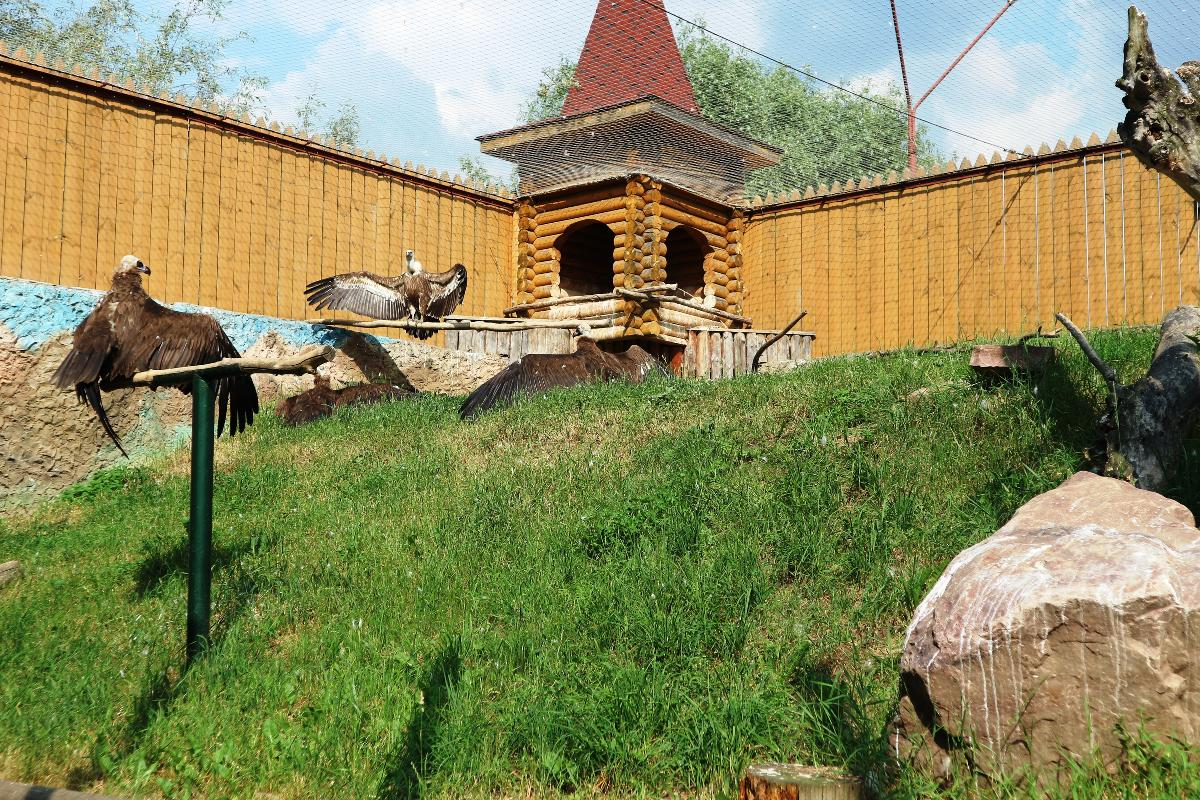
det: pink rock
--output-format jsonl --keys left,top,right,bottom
{"left": 893, "top": 471, "right": 1200, "bottom": 783}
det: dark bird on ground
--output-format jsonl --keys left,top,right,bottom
{"left": 304, "top": 250, "right": 468, "bottom": 340}
{"left": 51, "top": 255, "right": 260, "bottom": 456}
{"left": 460, "top": 337, "right": 667, "bottom": 419}
{"left": 275, "top": 374, "right": 411, "bottom": 426}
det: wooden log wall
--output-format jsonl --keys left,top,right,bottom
{"left": 742, "top": 135, "right": 1200, "bottom": 357}
{"left": 0, "top": 51, "right": 517, "bottom": 335}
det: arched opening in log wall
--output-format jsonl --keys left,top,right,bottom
{"left": 558, "top": 220, "right": 616, "bottom": 297}
{"left": 664, "top": 225, "right": 708, "bottom": 297}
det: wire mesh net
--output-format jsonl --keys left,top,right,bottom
{"left": 2, "top": 0, "right": 1198, "bottom": 205}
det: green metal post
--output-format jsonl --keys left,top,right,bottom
{"left": 186, "top": 374, "right": 215, "bottom": 664}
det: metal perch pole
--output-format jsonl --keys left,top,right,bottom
{"left": 124, "top": 345, "right": 334, "bottom": 663}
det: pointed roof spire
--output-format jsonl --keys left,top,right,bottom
{"left": 561, "top": 0, "right": 697, "bottom": 116}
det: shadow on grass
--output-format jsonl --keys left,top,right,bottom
{"left": 132, "top": 527, "right": 273, "bottom": 597}
{"left": 377, "top": 636, "right": 464, "bottom": 800}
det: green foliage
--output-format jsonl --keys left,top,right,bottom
{"left": 520, "top": 56, "right": 577, "bottom": 124}
{"left": 2, "top": 0, "right": 266, "bottom": 115}
{"left": 521, "top": 21, "right": 940, "bottom": 194}
{"left": 0, "top": 328, "right": 1195, "bottom": 799}
{"left": 295, "top": 88, "right": 362, "bottom": 148}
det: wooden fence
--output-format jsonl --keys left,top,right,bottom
{"left": 6, "top": 51, "right": 1200, "bottom": 364}
{"left": 742, "top": 138, "right": 1200, "bottom": 357}
{"left": 0, "top": 52, "right": 516, "bottom": 327}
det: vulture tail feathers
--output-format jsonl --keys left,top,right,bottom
{"left": 79, "top": 382, "right": 128, "bottom": 457}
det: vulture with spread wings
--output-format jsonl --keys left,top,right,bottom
{"left": 51, "top": 255, "right": 260, "bottom": 456}
{"left": 460, "top": 337, "right": 667, "bottom": 419}
{"left": 304, "top": 250, "right": 468, "bottom": 340}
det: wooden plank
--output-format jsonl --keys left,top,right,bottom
{"left": 1061, "top": 155, "right": 1086, "bottom": 323}
{"left": 278, "top": 142, "right": 297, "bottom": 318}
{"left": 42, "top": 79, "right": 69, "bottom": 284}
{"left": 58, "top": 86, "right": 85, "bottom": 288}
{"left": 111, "top": 95, "right": 138, "bottom": 269}
{"left": 1083, "top": 153, "right": 1107, "bottom": 328}
{"left": 881, "top": 189, "right": 900, "bottom": 349}
{"left": 835, "top": 200, "right": 856, "bottom": 354}
{"left": 1102, "top": 151, "right": 1123, "bottom": 326}
{"left": 95, "top": 97, "right": 121, "bottom": 288}
{"left": 1037, "top": 161, "right": 1060, "bottom": 330}
{"left": 182, "top": 120, "right": 204, "bottom": 304}
{"left": 1136, "top": 158, "right": 1163, "bottom": 322}
{"left": 195, "top": 121, "right": 220, "bottom": 308}
{"left": 21, "top": 72, "right": 51, "bottom": 281}
{"left": 263, "top": 142, "right": 282, "bottom": 317}
{"left": 165, "top": 114, "right": 189, "bottom": 303}
{"left": 131, "top": 101, "right": 155, "bottom": 287}
{"left": 1009, "top": 165, "right": 1033, "bottom": 335}
{"left": 962, "top": 172, "right": 987, "bottom": 339}
{"left": 0, "top": 73, "right": 10, "bottom": 278}
{"left": 336, "top": 161, "right": 352, "bottom": 275}
{"left": 376, "top": 171, "right": 392, "bottom": 275}
{"left": 1, "top": 74, "right": 33, "bottom": 280}
{"left": 215, "top": 128, "right": 239, "bottom": 311}
{"left": 923, "top": 179, "right": 945, "bottom": 345}
{"left": 898, "top": 185, "right": 917, "bottom": 347}
{"left": 148, "top": 113, "right": 172, "bottom": 298}
{"left": 286, "top": 146, "right": 308, "bottom": 319}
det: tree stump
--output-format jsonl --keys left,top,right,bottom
{"left": 739, "top": 764, "right": 863, "bottom": 800}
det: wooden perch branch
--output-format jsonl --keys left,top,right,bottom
{"left": 752, "top": 310, "right": 808, "bottom": 373}
{"left": 121, "top": 345, "right": 334, "bottom": 388}
{"left": 307, "top": 317, "right": 593, "bottom": 333}
{"left": 1055, "top": 313, "right": 1120, "bottom": 387}
{"left": 1117, "top": 5, "right": 1200, "bottom": 201}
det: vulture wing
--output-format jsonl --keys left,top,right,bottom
{"left": 51, "top": 300, "right": 126, "bottom": 453}
{"left": 459, "top": 351, "right": 597, "bottom": 419}
{"left": 425, "top": 264, "right": 469, "bottom": 319}
{"left": 304, "top": 271, "right": 409, "bottom": 320}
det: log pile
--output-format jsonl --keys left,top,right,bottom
{"left": 516, "top": 200, "right": 540, "bottom": 304}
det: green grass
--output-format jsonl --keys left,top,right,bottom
{"left": 2, "top": 328, "right": 1198, "bottom": 799}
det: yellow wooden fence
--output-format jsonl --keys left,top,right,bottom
{"left": 0, "top": 53, "right": 516, "bottom": 324}
{"left": 6, "top": 51, "right": 1198, "bottom": 361}
{"left": 743, "top": 140, "right": 1200, "bottom": 357}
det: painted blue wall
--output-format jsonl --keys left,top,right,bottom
{"left": 0, "top": 276, "right": 387, "bottom": 351}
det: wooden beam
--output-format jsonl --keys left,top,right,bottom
{"left": 119, "top": 345, "right": 333, "bottom": 388}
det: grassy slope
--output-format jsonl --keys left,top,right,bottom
{"left": 2, "top": 329, "right": 1199, "bottom": 799}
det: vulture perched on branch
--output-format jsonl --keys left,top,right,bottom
{"left": 460, "top": 337, "right": 666, "bottom": 419}
{"left": 51, "top": 255, "right": 260, "bottom": 456}
{"left": 304, "top": 250, "right": 468, "bottom": 340}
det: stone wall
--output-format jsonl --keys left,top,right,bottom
{"left": 0, "top": 277, "right": 507, "bottom": 510}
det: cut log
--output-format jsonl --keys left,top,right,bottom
{"left": 1057, "top": 308, "right": 1200, "bottom": 491}
{"left": 1117, "top": 6, "right": 1200, "bottom": 201}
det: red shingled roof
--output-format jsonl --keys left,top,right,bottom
{"left": 561, "top": 0, "right": 698, "bottom": 117}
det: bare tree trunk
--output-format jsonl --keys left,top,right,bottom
{"left": 1057, "top": 308, "right": 1200, "bottom": 492}
{"left": 1117, "top": 5, "right": 1200, "bottom": 202}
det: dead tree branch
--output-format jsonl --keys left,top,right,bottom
{"left": 1117, "top": 5, "right": 1200, "bottom": 201}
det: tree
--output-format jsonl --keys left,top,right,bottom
{"left": 521, "top": 21, "right": 941, "bottom": 196}
{"left": 2, "top": 0, "right": 266, "bottom": 116}
{"left": 295, "top": 88, "right": 362, "bottom": 149}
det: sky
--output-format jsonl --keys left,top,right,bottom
{"left": 147, "top": 0, "right": 1200, "bottom": 182}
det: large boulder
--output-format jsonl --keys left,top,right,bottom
{"left": 893, "top": 471, "right": 1200, "bottom": 784}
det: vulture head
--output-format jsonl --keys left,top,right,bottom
{"left": 405, "top": 249, "right": 424, "bottom": 275}
{"left": 117, "top": 254, "right": 152, "bottom": 277}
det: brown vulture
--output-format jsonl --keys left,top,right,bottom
{"left": 274, "top": 374, "right": 411, "bottom": 426}
{"left": 459, "top": 337, "right": 666, "bottom": 419}
{"left": 304, "top": 250, "right": 468, "bottom": 340}
{"left": 51, "top": 255, "right": 260, "bottom": 456}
